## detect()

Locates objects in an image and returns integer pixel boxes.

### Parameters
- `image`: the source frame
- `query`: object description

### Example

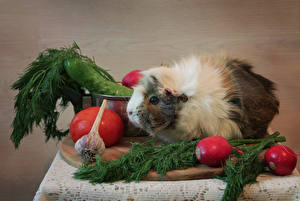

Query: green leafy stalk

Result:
[11,42,114,148]
[74,140,199,183]
[228,131,281,146]
[219,133,286,201]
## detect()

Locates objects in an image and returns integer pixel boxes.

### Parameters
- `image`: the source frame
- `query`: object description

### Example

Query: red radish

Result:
[195,136,232,167]
[122,70,143,88]
[265,145,297,176]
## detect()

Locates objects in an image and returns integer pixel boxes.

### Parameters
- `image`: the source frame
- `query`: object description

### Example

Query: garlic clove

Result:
[74,99,108,162]
[74,132,106,162]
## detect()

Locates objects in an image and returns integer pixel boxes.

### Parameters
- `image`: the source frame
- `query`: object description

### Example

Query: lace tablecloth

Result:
[33,151,300,201]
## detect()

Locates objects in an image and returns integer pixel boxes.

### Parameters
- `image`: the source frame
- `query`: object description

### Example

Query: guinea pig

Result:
[126,55,279,144]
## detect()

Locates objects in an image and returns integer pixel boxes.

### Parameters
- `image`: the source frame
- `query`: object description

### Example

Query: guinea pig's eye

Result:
[149,96,160,105]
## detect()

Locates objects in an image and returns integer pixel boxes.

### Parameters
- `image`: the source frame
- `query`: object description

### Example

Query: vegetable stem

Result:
[228,132,281,146]
[219,132,285,201]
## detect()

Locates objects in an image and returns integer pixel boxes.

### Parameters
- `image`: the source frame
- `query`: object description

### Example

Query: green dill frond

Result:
[74,140,199,183]
[11,42,113,148]
[219,132,286,201]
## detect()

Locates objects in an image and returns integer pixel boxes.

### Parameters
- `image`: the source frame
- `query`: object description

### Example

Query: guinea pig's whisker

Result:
[188,102,203,110]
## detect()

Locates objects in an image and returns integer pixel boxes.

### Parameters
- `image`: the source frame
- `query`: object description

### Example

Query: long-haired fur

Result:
[127,55,279,143]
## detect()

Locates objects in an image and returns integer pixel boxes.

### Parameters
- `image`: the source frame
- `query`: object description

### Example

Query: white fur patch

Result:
[126,88,144,127]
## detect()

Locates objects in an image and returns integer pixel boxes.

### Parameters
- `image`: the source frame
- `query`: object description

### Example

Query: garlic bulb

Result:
[74,99,107,162]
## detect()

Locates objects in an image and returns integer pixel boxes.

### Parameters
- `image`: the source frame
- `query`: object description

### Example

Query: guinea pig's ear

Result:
[164,88,188,103]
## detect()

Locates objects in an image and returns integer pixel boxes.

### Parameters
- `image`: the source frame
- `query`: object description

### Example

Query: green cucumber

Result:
[65,58,133,96]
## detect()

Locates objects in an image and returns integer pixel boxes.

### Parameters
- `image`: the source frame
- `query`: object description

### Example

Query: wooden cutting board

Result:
[59,136,224,181]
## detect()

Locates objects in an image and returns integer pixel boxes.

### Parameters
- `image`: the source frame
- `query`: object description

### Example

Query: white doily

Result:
[33,152,300,201]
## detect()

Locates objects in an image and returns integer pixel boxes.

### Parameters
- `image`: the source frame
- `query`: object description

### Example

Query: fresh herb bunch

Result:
[220,132,286,201]
[74,132,285,201]
[11,42,114,148]
[74,139,199,183]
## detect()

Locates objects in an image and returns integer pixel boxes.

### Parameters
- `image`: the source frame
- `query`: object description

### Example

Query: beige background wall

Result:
[1,0,299,200]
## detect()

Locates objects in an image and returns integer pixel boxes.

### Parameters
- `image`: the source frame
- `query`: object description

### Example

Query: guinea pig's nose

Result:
[128,111,133,115]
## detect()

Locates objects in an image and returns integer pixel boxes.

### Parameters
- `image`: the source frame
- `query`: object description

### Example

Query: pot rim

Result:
[92,93,131,101]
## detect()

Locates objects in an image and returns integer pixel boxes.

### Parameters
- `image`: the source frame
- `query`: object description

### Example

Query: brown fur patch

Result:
[145,97,165,126]
[225,58,279,138]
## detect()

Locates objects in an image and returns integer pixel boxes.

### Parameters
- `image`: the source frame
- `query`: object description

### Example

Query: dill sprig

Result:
[74,140,199,183]
[74,132,285,201]
[11,42,114,148]
[219,132,286,201]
